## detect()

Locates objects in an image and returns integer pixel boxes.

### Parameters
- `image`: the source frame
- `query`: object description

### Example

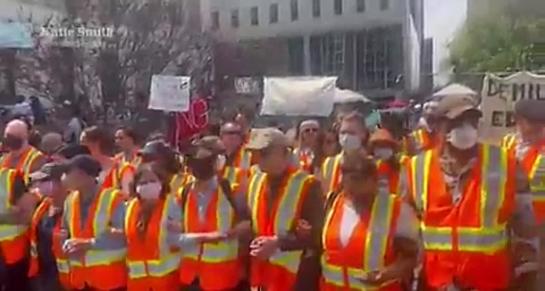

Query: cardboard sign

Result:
[148,75,190,112]
[261,77,337,116]
[480,71,545,143]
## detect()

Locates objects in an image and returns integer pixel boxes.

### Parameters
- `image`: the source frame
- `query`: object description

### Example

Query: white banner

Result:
[148,75,190,112]
[261,76,337,116]
[481,71,545,143]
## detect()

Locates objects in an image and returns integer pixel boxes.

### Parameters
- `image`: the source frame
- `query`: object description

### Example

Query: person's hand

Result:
[295,219,311,238]
[250,236,279,260]
[355,270,385,286]
[198,232,228,244]
[226,221,251,239]
[63,238,94,255]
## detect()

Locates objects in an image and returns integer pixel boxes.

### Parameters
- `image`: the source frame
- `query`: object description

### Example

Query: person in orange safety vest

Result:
[114,126,142,167]
[407,101,440,155]
[220,122,254,173]
[125,162,183,291]
[292,119,321,174]
[80,126,133,196]
[321,151,418,291]
[27,162,71,291]
[321,111,369,196]
[368,128,409,195]
[1,119,47,183]
[400,95,538,290]
[245,128,324,291]
[172,135,251,291]
[61,155,127,291]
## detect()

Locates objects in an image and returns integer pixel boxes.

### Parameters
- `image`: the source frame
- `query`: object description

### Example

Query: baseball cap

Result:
[515,99,545,123]
[187,136,225,159]
[29,162,66,182]
[138,140,171,157]
[55,144,91,160]
[63,154,102,178]
[245,128,289,151]
[437,95,481,120]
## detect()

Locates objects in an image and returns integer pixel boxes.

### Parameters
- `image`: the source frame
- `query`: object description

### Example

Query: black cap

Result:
[138,140,171,157]
[29,162,65,182]
[63,154,102,178]
[55,144,91,160]
[515,99,545,123]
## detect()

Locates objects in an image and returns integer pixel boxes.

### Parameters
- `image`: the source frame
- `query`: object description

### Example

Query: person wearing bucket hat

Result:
[173,135,251,291]
[408,100,440,155]
[27,162,70,290]
[399,94,537,290]
[244,127,324,291]
[368,128,406,194]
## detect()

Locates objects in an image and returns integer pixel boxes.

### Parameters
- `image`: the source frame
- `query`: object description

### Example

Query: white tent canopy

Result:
[432,83,477,98]
[334,88,371,104]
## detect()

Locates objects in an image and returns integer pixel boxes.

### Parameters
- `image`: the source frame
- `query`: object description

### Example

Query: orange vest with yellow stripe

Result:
[0,146,43,183]
[0,168,28,264]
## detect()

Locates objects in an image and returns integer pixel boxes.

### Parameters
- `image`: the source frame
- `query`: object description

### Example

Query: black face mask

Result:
[188,156,216,180]
[4,135,24,151]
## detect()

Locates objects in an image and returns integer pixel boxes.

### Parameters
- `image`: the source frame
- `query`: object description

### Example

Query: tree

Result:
[449,13,545,76]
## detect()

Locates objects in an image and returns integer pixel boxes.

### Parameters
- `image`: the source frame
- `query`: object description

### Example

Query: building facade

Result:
[203,0,424,99]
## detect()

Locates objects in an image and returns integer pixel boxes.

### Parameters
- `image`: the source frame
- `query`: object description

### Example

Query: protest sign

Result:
[481,71,545,143]
[261,76,337,116]
[148,75,190,112]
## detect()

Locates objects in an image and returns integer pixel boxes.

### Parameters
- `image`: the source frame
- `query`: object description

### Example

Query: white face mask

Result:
[373,147,394,160]
[447,123,478,150]
[216,154,226,171]
[136,182,162,200]
[339,134,361,151]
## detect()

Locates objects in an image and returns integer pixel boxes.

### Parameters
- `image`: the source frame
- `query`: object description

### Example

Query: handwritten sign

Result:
[480,71,545,143]
[148,75,190,112]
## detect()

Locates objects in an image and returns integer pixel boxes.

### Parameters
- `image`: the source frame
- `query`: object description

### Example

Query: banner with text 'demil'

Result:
[481,71,545,144]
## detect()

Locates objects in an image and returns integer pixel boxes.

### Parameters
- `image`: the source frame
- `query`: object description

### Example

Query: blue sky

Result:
[424,0,468,86]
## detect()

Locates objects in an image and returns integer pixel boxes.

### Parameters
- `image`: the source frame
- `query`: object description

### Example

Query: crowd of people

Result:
[0,93,544,291]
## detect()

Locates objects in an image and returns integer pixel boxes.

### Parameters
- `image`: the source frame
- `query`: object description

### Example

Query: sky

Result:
[424,0,468,86]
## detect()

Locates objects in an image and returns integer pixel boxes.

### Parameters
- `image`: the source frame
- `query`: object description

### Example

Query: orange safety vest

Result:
[375,160,401,195]
[65,188,127,290]
[247,168,312,291]
[179,182,242,290]
[232,147,253,172]
[501,133,518,150]
[125,196,181,291]
[0,146,43,183]
[28,197,51,278]
[409,129,435,154]
[321,153,343,196]
[292,148,314,173]
[115,152,142,168]
[0,168,28,264]
[407,145,514,289]
[221,166,245,194]
[171,173,194,196]
[321,193,402,291]
[518,145,545,223]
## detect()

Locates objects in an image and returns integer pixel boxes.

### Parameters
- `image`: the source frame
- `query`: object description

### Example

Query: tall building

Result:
[204,0,424,99]
[468,0,545,20]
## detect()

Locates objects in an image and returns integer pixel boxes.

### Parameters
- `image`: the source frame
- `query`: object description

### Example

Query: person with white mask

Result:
[321,111,369,197]
[399,94,538,290]
[368,128,407,195]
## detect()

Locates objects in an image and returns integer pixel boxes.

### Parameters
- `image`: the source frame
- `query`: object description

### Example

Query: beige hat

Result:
[437,95,481,120]
[189,136,225,159]
[245,128,289,151]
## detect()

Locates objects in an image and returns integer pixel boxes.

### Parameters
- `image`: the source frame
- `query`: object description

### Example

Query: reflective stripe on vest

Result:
[248,171,307,273]
[56,258,70,274]
[125,195,180,279]
[413,145,508,253]
[321,154,342,194]
[223,166,241,187]
[22,148,41,183]
[239,150,252,171]
[30,198,51,261]
[502,134,517,149]
[0,168,27,240]
[183,184,238,263]
[67,189,126,267]
[529,155,545,200]
[321,193,395,289]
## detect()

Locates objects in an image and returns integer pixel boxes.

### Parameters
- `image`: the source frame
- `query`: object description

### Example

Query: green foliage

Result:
[450,14,545,74]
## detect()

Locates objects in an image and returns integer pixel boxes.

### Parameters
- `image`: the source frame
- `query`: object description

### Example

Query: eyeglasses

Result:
[302,128,319,133]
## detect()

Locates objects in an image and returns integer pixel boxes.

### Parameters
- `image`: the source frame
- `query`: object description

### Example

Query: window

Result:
[334,0,342,15]
[291,0,299,21]
[380,0,389,10]
[231,9,239,28]
[356,0,365,12]
[210,11,220,30]
[270,4,279,23]
[312,0,321,18]
[250,6,259,26]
